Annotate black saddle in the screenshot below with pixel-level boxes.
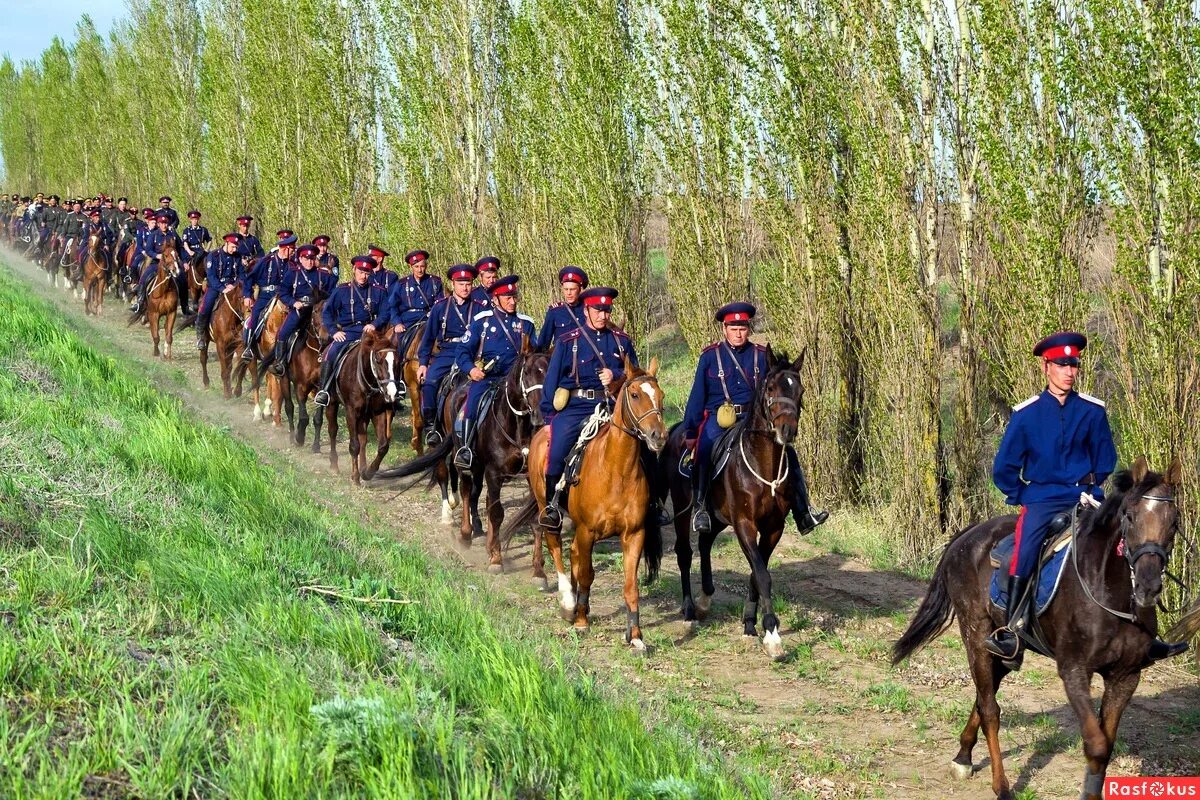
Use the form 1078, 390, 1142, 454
989, 511, 1074, 570
393, 319, 426, 357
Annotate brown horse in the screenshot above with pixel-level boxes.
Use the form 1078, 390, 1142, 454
659, 348, 805, 660
386, 320, 425, 453
502, 357, 666, 651
192, 283, 249, 399
143, 243, 180, 359
373, 343, 550, 573
183, 249, 206, 314
81, 230, 108, 316
249, 299, 330, 450
323, 329, 401, 484
893, 457, 1184, 800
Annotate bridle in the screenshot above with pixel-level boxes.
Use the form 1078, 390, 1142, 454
359, 344, 398, 398
504, 352, 544, 422
610, 374, 664, 442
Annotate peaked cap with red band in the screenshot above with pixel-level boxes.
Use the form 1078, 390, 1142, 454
352, 255, 377, 271
143, 209, 156, 219
187, 210, 201, 219
405, 249, 428, 265
367, 243, 389, 259
715, 301, 756, 325
312, 235, 331, 245
580, 286, 617, 307
558, 265, 589, 287
236, 215, 253, 224
276, 228, 293, 238
474, 255, 500, 272
489, 275, 520, 296
1033, 331, 1087, 366
447, 263, 477, 282
297, 244, 319, 257
223, 232, 241, 244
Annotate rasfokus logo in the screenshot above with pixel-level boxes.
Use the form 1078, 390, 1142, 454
1106, 777, 1200, 797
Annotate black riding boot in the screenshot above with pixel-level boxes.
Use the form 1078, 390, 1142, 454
1148, 638, 1189, 662
539, 473, 564, 530
195, 315, 211, 351
175, 275, 190, 315
314, 358, 334, 407
131, 281, 147, 313
454, 421, 474, 469
691, 456, 711, 534
984, 575, 1031, 660
241, 333, 256, 362
268, 338, 288, 376
787, 448, 829, 535
421, 409, 441, 446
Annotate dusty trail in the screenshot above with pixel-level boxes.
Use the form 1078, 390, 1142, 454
4, 248, 1196, 798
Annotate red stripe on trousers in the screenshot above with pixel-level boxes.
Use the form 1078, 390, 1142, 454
1009, 506, 1027, 576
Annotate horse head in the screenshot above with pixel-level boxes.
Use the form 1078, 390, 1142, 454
615, 355, 667, 453
362, 329, 400, 403
758, 346, 806, 447
1116, 455, 1182, 610
514, 335, 550, 426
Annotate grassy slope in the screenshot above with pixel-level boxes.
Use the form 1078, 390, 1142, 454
0, 266, 768, 799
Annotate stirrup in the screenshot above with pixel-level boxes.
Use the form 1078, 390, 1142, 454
313, 390, 330, 407
795, 508, 829, 535
423, 427, 442, 447
539, 502, 563, 530
983, 627, 1021, 660
691, 507, 711, 534
195, 337, 207, 351
240, 347, 254, 362
453, 447, 473, 469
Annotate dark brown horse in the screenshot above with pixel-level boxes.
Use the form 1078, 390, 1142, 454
188, 282, 248, 398
502, 358, 666, 651
387, 321, 426, 454
660, 347, 805, 660
183, 248, 206, 314
141, 243, 180, 359
893, 457, 1183, 800
372, 343, 550, 574
81, 230, 108, 316
250, 299, 330, 450
323, 329, 400, 484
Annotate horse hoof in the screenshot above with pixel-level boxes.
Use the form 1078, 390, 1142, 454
559, 605, 576, 621
695, 593, 713, 618
487, 563, 503, 575
448, 493, 460, 510
531, 576, 549, 592
629, 638, 647, 654
252, 407, 262, 421
762, 629, 786, 661
572, 622, 590, 634
949, 760, 973, 781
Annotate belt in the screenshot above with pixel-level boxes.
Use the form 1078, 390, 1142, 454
714, 404, 745, 415
571, 388, 603, 400
262, 285, 277, 292
1076, 473, 1096, 486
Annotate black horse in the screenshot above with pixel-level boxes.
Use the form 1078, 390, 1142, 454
893, 457, 1184, 800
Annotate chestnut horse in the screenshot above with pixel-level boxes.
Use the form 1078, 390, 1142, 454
373, 343, 549, 573
502, 357, 666, 651
323, 329, 400, 484
249, 299, 330, 449
141, 243, 180, 359
659, 347, 806, 660
386, 320, 425, 453
192, 282, 248, 398
81, 230, 108, 316
893, 457, 1183, 800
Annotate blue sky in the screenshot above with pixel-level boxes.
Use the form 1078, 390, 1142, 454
0, 0, 124, 65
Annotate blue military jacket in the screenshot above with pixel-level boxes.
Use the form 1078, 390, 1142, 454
369, 268, 399, 294
279, 266, 336, 308
455, 308, 536, 378
534, 300, 584, 351
682, 341, 767, 438
992, 389, 1117, 507
418, 295, 486, 366
242, 253, 289, 300
82, 220, 115, 248
386, 273, 444, 328
239, 234, 264, 260
158, 207, 180, 228
204, 249, 241, 288
540, 325, 637, 418
469, 286, 492, 305
321, 282, 387, 332
182, 224, 211, 253
318, 252, 340, 279
146, 228, 183, 259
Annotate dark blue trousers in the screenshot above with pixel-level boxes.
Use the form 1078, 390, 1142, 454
546, 399, 605, 475
420, 351, 457, 416
244, 293, 277, 346
1010, 501, 1076, 578
462, 376, 502, 423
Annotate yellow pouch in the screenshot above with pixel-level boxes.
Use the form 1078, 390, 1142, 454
553, 387, 570, 411
716, 402, 737, 429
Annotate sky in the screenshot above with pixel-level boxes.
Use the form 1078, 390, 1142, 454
0, 0, 125, 65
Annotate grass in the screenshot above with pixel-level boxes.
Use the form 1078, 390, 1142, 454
0, 264, 770, 799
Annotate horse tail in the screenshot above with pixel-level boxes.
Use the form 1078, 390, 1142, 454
1165, 596, 1200, 643
642, 493, 663, 585
499, 494, 540, 548
370, 434, 453, 482
891, 537, 958, 666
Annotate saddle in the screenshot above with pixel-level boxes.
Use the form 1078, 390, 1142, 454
430, 366, 466, 440
562, 405, 615, 488
454, 381, 501, 448
393, 319, 425, 357
675, 416, 747, 480
325, 340, 362, 400
988, 509, 1077, 659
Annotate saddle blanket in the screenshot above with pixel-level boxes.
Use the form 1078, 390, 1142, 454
988, 534, 1072, 616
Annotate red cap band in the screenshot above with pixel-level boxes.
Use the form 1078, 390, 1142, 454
561, 271, 584, 284
1041, 345, 1078, 361
582, 295, 612, 307
491, 283, 517, 296
450, 268, 473, 281
724, 312, 750, 323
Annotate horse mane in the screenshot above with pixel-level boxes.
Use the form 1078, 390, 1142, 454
1085, 467, 1163, 537
748, 346, 795, 417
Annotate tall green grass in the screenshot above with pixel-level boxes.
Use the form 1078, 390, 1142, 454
0, 266, 769, 799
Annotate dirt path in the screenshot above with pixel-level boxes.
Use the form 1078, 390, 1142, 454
4, 248, 1196, 798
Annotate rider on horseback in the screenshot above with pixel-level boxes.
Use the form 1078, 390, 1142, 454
985, 331, 1188, 663
235, 215, 264, 262
682, 302, 828, 536
533, 266, 588, 352
470, 256, 500, 305
313, 234, 339, 279
79, 209, 113, 271
181, 210, 211, 267
193, 233, 245, 351
367, 245, 397, 293
314, 255, 388, 407
240, 234, 295, 360
156, 196, 179, 229
538, 286, 636, 530
453, 275, 537, 469
266, 243, 336, 375
130, 212, 182, 314
385, 249, 443, 332
416, 263, 487, 446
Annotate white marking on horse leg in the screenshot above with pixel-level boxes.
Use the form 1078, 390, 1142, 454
384, 351, 397, 402
696, 592, 712, 616
630, 638, 647, 653
557, 571, 576, 611
252, 404, 262, 421
763, 628, 785, 660
448, 491, 459, 509
949, 761, 972, 780
440, 499, 452, 524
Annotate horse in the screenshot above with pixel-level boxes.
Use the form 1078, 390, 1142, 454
892, 457, 1183, 800
249, 299, 330, 449
657, 347, 806, 660
234, 298, 289, 426
323, 328, 400, 485
389, 321, 425, 453
81, 230, 108, 316
140, 243, 180, 359
182, 282, 249, 399
184, 248, 206, 313
372, 342, 550, 574
501, 357, 666, 651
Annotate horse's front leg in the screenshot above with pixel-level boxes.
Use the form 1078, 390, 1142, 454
569, 524, 597, 631
325, 403, 340, 472
484, 468, 504, 573
362, 409, 391, 480
732, 518, 784, 658
673, 483, 698, 621
347, 409, 364, 485
1060, 664, 1109, 800
1083, 670, 1140, 800
621, 528, 648, 652
458, 469, 474, 543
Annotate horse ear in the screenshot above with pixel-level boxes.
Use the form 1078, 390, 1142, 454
623, 354, 634, 375
791, 346, 806, 375
646, 356, 659, 377
1131, 455, 1149, 484
1166, 456, 1183, 487
521, 333, 531, 354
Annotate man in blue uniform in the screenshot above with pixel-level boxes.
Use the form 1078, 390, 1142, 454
682, 302, 828, 536
534, 265, 588, 351
78, 209, 113, 271
314, 234, 339, 279
470, 256, 500, 304
131, 212, 184, 314
156, 196, 179, 229
265, 243, 338, 375
416, 263, 487, 446
130, 208, 155, 281
236, 215, 264, 263
537, 286, 637, 529
181, 210, 211, 268
453, 275, 537, 468
367, 244, 397, 293
314, 255, 388, 407
985, 331, 1186, 662
194, 233, 244, 351
386, 248, 443, 330
241, 234, 296, 360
